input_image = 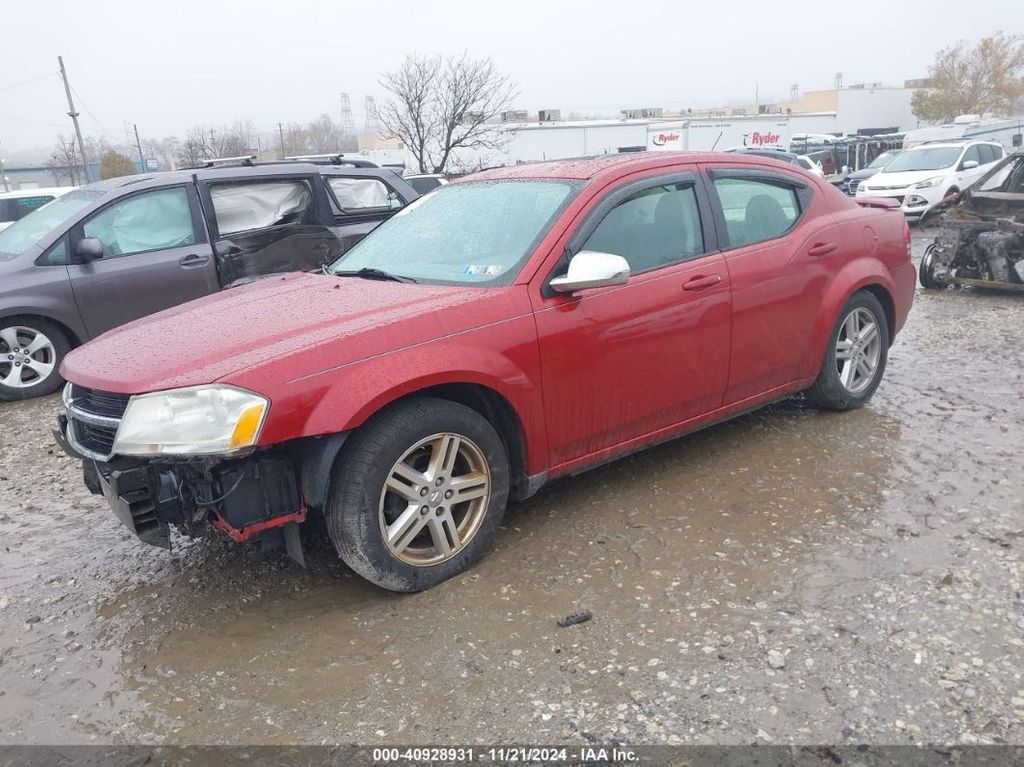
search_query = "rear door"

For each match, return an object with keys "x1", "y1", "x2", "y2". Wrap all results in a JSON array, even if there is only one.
[
  {"x1": 201, "y1": 174, "x2": 338, "y2": 284},
  {"x1": 704, "y1": 165, "x2": 833, "y2": 403},
  {"x1": 66, "y1": 184, "x2": 217, "y2": 338}
]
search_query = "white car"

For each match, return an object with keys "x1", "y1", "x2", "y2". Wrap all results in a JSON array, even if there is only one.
[
  {"x1": 856, "y1": 140, "x2": 1004, "y2": 219},
  {"x1": 0, "y1": 187, "x2": 76, "y2": 232}
]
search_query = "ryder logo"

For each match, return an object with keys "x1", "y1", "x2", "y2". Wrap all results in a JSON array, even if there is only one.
[
  {"x1": 743, "y1": 131, "x2": 782, "y2": 147},
  {"x1": 652, "y1": 132, "x2": 680, "y2": 146}
]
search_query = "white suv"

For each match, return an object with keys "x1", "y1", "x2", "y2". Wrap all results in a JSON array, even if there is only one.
[{"x1": 856, "y1": 140, "x2": 1004, "y2": 219}]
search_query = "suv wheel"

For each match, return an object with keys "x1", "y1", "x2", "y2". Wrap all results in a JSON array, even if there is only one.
[
  {"x1": 326, "y1": 397, "x2": 510, "y2": 592},
  {"x1": 0, "y1": 318, "x2": 69, "y2": 401},
  {"x1": 806, "y1": 291, "x2": 889, "y2": 411}
]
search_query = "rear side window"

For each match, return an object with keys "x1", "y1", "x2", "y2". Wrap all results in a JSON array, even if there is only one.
[
  {"x1": 82, "y1": 187, "x2": 197, "y2": 258},
  {"x1": 211, "y1": 180, "x2": 311, "y2": 235},
  {"x1": 327, "y1": 177, "x2": 400, "y2": 211},
  {"x1": 583, "y1": 183, "x2": 705, "y2": 274},
  {"x1": 712, "y1": 177, "x2": 801, "y2": 247}
]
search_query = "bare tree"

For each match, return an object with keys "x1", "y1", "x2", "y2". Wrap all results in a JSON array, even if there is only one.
[
  {"x1": 47, "y1": 134, "x2": 81, "y2": 185},
  {"x1": 306, "y1": 114, "x2": 343, "y2": 153},
  {"x1": 379, "y1": 53, "x2": 517, "y2": 173},
  {"x1": 143, "y1": 136, "x2": 180, "y2": 170},
  {"x1": 282, "y1": 122, "x2": 311, "y2": 156},
  {"x1": 912, "y1": 32, "x2": 1024, "y2": 122}
]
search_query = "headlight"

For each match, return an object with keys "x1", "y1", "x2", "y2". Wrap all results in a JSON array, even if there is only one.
[
  {"x1": 914, "y1": 177, "x2": 943, "y2": 189},
  {"x1": 112, "y1": 385, "x2": 269, "y2": 456}
]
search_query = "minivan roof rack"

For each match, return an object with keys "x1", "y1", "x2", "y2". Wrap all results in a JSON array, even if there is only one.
[
  {"x1": 201, "y1": 155, "x2": 257, "y2": 167},
  {"x1": 283, "y1": 153, "x2": 380, "y2": 168}
]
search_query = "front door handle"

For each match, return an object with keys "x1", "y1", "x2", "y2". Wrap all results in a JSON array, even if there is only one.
[
  {"x1": 808, "y1": 242, "x2": 837, "y2": 257},
  {"x1": 682, "y1": 274, "x2": 722, "y2": 291},
  {"x1": 178, "y1": 253, "x2": 210, "y2": 268}
]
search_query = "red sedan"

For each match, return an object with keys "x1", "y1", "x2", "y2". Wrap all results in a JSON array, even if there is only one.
[{"x1": 56, "y1": 152, "x2": 916, "y2": 591}]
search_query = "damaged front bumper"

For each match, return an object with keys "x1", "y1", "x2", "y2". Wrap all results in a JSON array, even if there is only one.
[{"x1": 54, "y1": 413, "x2": 307, "y2": 561}]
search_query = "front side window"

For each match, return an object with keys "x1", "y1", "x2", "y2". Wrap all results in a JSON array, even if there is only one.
[
  {"x1": 327, "y1": 180, "x2": 579, "y2": 285},
  {"x1": 713, "y1": 177, "x2": 801, "y2": 247},
  {"x1": 0, "y1": 190, "x2": 103, "y2": 263},
  {"x1": 211, "y1": 180, "x2": 311, "y2": 236},
  {"x1": 961, "y1": 145, "x2": 982, "y2": 167},
  {"x1": 328, "y1": 177, "x2": 399, "y2": 211},
  {"x1": 83, "y1": 187, "x2": 197, "y2": 258},
  {"x1": 582, "y1": 183, "x2": 705, "y2": 274}
]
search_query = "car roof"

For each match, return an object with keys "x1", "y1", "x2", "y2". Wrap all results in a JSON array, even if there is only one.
[
  {"x1": 76, "y1": 163, "x2": 403, "y2": 197},
  {"x1": 464, "y1": 151, "x2": 803, "y2": 183}
]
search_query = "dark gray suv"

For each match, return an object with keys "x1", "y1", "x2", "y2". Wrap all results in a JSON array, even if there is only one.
[{"x1": 0, "y1": 161, "x2": 417, "y2": 400}]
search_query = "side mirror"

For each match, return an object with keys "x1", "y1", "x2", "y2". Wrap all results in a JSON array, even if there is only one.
[
  {"x1": 961, "y1": 160, "x2": 979, "y2": 170},
  {"x1": 74, "y1": 237, "x2": 104, "y2": 262},
  {"x1": 550, "y1": 251, "x2": 630, "y2": 293}
]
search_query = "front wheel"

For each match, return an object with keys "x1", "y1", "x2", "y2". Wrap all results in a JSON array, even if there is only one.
[
  {"x1": 326, "y1": 398, "x2": 510, "y2": 592},
  {"x1": 806, "y1": 291, "x2": 889, "y2": 411},
  {"x1": 0, "y1": 318, "x2": 70, "y2": 401}
]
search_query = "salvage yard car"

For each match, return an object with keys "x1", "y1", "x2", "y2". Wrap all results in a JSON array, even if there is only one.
[
  {"x1": 856, "y1": 140, "x2": 1005, "y2": 219},
  {"x1": 0, "y1": 161, "x2": 416, "y2": 400},
  {"x1": 919, "y1": 151, "x2": 1024, "y2": 290},
  {"x1": 54, "y1": 152, "x2": 916, "y2": 592}
]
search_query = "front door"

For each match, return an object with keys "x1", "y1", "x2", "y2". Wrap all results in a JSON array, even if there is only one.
[
  {"x1": 531, "y1": 172, "x2": 732, "y2": 469},
  {"x1": 67, "y1": 185, "x2": 217, "y2": 338}
]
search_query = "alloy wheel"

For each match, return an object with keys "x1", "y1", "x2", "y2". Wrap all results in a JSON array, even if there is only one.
[
  {"x1": 378, "y1": 432, "x2": 492, "y2": 566},
  {"x1": 0, "y1": 326, "x2": 56, "y2": 389},
  {"x1": 834, "y1": 307, "x2": 881, "y2": 395}
]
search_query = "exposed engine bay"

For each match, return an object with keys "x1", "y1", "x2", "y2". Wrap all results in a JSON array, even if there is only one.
[{"x1": 920, "y1": 152, "x2": 1024, "y2": 291}]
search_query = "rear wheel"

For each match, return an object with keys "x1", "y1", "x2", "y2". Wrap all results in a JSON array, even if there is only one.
[
  {"x1": 919, "y1": 243, "x2": 943, "y2": 289},
  {"x1": 326, "y1": 398, "x2": 510, "y2": 592},
  {"x1": 0, "y1": 318, "x2": 69, "y2": 401},
  {"x1": 806, "y1": 291, "x2": 889, "y2": 411}
]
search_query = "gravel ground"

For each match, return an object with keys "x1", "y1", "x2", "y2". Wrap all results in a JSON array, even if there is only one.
[{"x1": 0, "y1": 229, "x2": 1022, "y2": 746}]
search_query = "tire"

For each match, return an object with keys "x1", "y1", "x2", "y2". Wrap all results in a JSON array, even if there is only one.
[
  {"x1": 0, "y1": 317, "x2": 70, "y2": 402},
  {"x1": 919, "y1": 243, "x2": 942, "y2": 289},
  {"x1": 806, "y1": 291, "x2": 889, "y2": 411},
  {"x1": 326, "y1": 397, "x2": 510, "y2": 592}
]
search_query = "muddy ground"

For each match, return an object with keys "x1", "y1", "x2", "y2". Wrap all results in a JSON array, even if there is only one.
[{"x1": 1, "y1": 229, "x2": 1022, "y2": 746}]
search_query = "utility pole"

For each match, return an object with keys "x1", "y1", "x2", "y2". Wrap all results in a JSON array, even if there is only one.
[
  {"x1": 0, "y1": 153, "x2": 9, "y2": 192},
  {"x1": 58, "y1": 56, "x2": 89, "y2": 183},
  {"x1": 133, "y1": 123, "x2": 145, "y2": 170},
  {"x1": 277, "y1": 122, "x2": 286, "y2": 159}
]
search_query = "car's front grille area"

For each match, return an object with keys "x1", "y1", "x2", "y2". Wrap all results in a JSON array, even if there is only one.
[
  {"x1": 71, "y1": 385, "x2": 130, "y2": 418},
  {"x1": 65, "y1": 385, "x2": 129, "y2": 461},
  {"x1": 75, "y1": 421, "x2": 118, "y2": 456}
]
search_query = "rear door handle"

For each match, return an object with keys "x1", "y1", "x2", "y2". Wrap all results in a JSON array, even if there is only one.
[
  {"x1": 178, "y1": 253, "x2": 210, "y2": 268},
  {"x1": 808, "y1": 242, "x2": 837, "y2": 257},
  {"x1": 682, "y1": 274, "x2": 722, "y2": 291}
]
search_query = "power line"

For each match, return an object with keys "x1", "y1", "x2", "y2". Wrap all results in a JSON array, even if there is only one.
[
  {"x1": 69, "y1": 83, "x2": 108, "y2": 132},
  {"x1": 0, "y1": 72, "x2": 57, "y2": 94}
]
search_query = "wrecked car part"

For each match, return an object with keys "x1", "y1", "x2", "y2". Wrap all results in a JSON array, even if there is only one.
[{"x1": 921, "y1": 152, "x2": 1024, "y2": 290}]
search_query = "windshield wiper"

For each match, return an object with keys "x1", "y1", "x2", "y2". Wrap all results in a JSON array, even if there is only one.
[{"x1": 330, "y1": 267, "x2": 418, "y2": 284}]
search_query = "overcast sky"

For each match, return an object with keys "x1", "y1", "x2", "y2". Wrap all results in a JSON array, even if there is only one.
[{"x1": 0, "y1": 0, "x2": 1016, "y2": 156}]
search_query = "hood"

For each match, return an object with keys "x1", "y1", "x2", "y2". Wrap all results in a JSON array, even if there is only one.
[
  {"x1": 848, "y1": 167, "x2": 880, "y2": 181},
  {"x1": 861, "y1": 169, "x2": 949, "y2": 190},
  {"x1": 61, "y1": 272, "x2": 510, "y2": 393}
]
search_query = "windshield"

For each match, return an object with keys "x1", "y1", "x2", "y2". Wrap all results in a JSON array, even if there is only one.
[
  {"x1": 882, "y1": 147, "x2": 962, "y2": 173},
  {"x1": 973, "y1": 155, "x2": 1024, "y2": 194},
  {"x1": 0, "y1": 190, "x2": 102, "y2": 262},
  {"x1": 327, "y1": 179, "x2": 580, "y2": 285},
  {"x1": 868, "y1": 151, "x2": 900, "y2": 169}
]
